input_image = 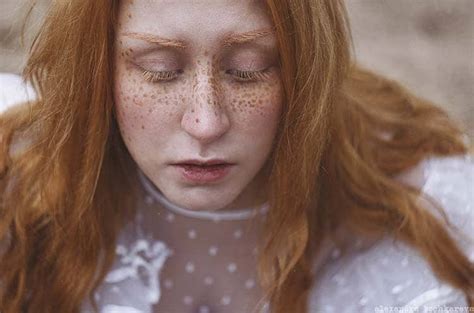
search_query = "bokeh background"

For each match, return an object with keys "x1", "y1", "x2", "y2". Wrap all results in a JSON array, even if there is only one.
[{"x1": 1, "y1": 0, "x2": 472, "y2": 139}]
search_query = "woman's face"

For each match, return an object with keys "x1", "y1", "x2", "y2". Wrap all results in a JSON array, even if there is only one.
[{"x1": 114, "y1": 0, "x2": 283, "y2": 211}]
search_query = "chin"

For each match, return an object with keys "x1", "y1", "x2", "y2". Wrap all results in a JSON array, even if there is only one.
[
  {"x1": 177, "y1": 197, "x2": 232, "y2": 212},
  {"x1": 185, "y1": 201, "x2": 224, "y2": 212},
  {"x1": 165, "y1": 187, "x2": 237, "y2": 212}
]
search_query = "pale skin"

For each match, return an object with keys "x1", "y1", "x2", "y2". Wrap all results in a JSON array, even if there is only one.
[{"x1": 114, "y1": 0, "x2": 283, "y2": 212}]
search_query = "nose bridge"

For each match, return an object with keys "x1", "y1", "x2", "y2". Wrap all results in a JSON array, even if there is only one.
[
  {"x1": 192, "y1": 61, "x2": 222, "y2": 109},
  {"x1": 181, "y1": 59, "x2": 230, "y2": 143}
]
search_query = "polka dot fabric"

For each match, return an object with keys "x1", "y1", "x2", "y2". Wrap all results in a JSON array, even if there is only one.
[
  {"x1": 83, "y1": 168, "x2": 269, "y2": 313},
  {"x1": 80, "y1": 155, "x2": 473, "y2": 313}
]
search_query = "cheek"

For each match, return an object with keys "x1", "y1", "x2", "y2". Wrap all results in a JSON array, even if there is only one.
[
  {"x1": 226, "y1": 81, "x2": 283, "y2": 136},
  {"x1": 113, "y1": 65, "x2": 185, "y2": 142}
]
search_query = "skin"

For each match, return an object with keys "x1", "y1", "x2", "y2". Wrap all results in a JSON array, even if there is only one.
[{"x1": 114, "y1": 0, "x2": 283, "y2": 212}]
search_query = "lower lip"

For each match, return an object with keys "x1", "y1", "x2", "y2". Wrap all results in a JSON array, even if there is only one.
[{"x1": 173, "y1": 164, "x2": 234, "y2": 183}]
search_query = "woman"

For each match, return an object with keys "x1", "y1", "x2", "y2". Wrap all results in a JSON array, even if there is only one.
[{"x1": 0, "y1": 1, "x2": 472, "y2": 312}]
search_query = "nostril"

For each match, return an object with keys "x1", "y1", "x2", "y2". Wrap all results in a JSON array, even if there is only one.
[{"x1": 180, "y1": 104, "x2": 231, "y2": 144}]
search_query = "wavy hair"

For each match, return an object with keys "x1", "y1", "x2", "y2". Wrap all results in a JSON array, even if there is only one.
[{"x1": 0, "y1": 1, "x2": 472, "y2": 312}]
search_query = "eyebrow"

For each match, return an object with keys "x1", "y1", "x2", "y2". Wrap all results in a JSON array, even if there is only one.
[
  {"x1": 121, "y1": 32, "x2": 187, "y2": 49},
  {"x1": 221, "y1": 28, "x2": 275, "y2": 47},
  {"x1": 121, "y1": 28, "x2": 275, "y2": 49}
]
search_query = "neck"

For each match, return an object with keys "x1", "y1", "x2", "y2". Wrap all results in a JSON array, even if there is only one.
[{"x1": 137, "y1": 169, "x2": 269, "y2": 222}]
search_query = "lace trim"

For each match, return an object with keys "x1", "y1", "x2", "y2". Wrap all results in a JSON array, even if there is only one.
[{"x1": 105, "y1": 239, "x2": 172, "y2": 304}]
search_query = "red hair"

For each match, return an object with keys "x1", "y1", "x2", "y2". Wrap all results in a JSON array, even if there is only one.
[{"x1": 0, "y1": 1, "x2": 472, "y2": 312}]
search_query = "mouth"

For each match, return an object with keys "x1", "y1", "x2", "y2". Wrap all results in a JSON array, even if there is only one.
[
  {"x1": 171, "y1": 159, "x2": 234, "y2": 166},
  {"x1": 171, "y1": 160, "x2": 235, "y2": 183}
]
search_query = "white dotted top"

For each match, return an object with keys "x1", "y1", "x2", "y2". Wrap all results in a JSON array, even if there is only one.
[
  {"x1": 79, "y1": 155, "x2": 473, "y2": 313},
  {"x1": 0, "y1": 74, "x2": 471, "y2": 313}
]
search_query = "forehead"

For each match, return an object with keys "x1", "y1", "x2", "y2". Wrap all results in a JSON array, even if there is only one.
[{"x1": 118, "y1": 0, "x2": 274, "y2": 47}]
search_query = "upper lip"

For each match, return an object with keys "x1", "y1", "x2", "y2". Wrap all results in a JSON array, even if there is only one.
[{"x1": 172, "y1": 159, "x2": 233, "y2": 166}]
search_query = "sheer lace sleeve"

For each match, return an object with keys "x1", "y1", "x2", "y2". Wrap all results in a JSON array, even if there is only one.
[
  {"x1": 421, "y1": 155, "x2": 473, "y2": 260},
  {"x1": 308, "y1": 155, "x2": 473, "y2": 313}
]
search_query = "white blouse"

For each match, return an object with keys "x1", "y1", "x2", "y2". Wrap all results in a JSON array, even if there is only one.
[{"x1": 1, "y1": 73, "x2": 472, "y2": 313}]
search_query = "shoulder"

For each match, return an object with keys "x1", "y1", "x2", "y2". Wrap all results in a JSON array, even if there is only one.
[
  {"x1": 421, "y1": 154, "x2": 473, "y2": 222},
  {"x1": 308, "y1": 154, "x2": 473, "y2": 312},
  {"x1": 0, "y1": 72, "x2": 36, "y2": 114},
  {"x1": 308, "y1": 236, "x2": 469, "y2": 312},
  {"x1": 398, "y1": 154, "x2": 473, "y2": 245},
  {"x1": 388, "y1": 154, "x2": 473, "y2": 258}
]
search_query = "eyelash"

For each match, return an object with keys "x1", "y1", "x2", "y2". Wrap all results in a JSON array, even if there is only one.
[
  {"x1": 140, "y1": 68, "x2": 272, "y2": 84},
  {"x1": 229, "y1": 69, "x2": 273, "y2": 82},
  {"x1": 142, "y1": 69, "x2": 181, "y2": 83}
]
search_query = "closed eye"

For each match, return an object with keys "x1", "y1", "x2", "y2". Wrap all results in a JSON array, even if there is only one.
[
  {"x1": 226, "y1": 68, "x2": 272, "y2": 82},
  {"x1": 141, "y1": 69, "x2": 182, "y2": 83},
  {"x1": 140, "y1": 68, "x2": 272, "y2": 83}
]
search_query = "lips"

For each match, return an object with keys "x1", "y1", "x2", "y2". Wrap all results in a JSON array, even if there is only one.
[
  {"x1": 180, "y1": 163, "x2": 229, "y2": 170},
  {"x1": 172, "y1": 161, "x2": 234, "y2": 183},
  {"x1": 172, "y1": 159, "x2": 233, "y2": 166}
]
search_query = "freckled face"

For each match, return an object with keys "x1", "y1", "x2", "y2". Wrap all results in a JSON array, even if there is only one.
[{"x1": 114, "y1": 0, "x2": 283, "y2": 211}]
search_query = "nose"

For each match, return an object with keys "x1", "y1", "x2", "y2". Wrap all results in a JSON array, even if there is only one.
[{"x1": 181, "y1": 73, "x2": 230, "y2": 145}]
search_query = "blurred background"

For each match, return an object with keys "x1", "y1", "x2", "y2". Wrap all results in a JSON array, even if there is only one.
[{"x1": 1, "y1": 0, "x2": 472, "y2": 139}]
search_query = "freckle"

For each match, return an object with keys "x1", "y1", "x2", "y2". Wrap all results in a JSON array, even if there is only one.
[
  {"x1": 141, "y1": 125, "x2": 145, "y2": 129},
  {"x1": 144, "y1": 93, "x2": 148, "y2": 98},
  {"x1": 191, "y1": 109, "x2": 194, "y2": 113},
  {"x1": 151, "y1": 95, "x2": 156, "y2": 99},
  {"x1": 195, "y1": 118, "x2": 199, "y2": 123},
  {"x1": 128, "y1": 14, "x2": 132, "y2": 19}
]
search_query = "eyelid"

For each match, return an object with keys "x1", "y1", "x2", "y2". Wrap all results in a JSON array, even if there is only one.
[
  {"x1": 131, "y1": 56, "x2": 180, "y2": 71},
  {"x1": 123, "y1": 42, "x2": 186, "y2": 61},
  {"x1": 130, "y1": 59, "x2": 179, "y2": 82},
  {"x1": 133, "y1": 56, "x2": 273, "y2": 84},
  {"x1": 139, "y1": 67, "x2": 272, "y2": 84},
  {"x1": 222, "y1": 46, "x2": 276, "y2": 69}
]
